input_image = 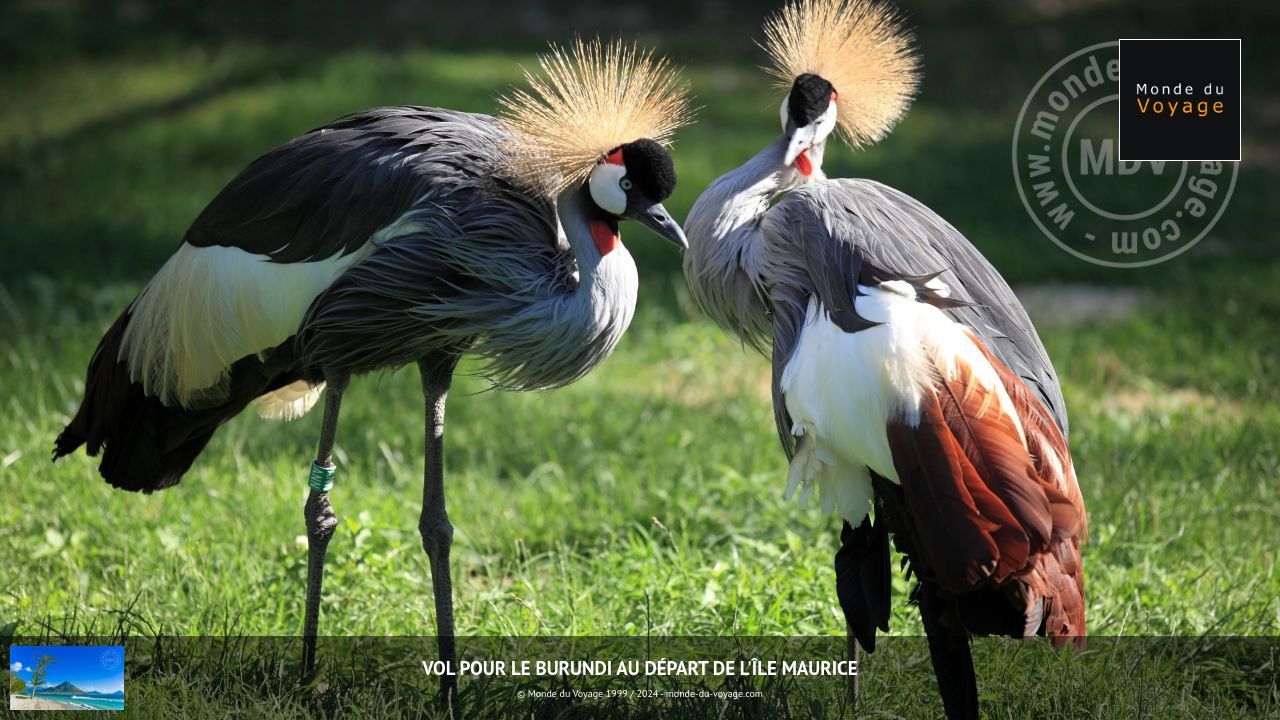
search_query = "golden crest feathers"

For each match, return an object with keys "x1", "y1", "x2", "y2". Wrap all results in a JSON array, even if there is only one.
[
  {"x1": 762, "y1": 0, "x2": 919, "y2": 146},
  {"x1": 499, "y1": 39, "x2": 691, "y2": 195}
]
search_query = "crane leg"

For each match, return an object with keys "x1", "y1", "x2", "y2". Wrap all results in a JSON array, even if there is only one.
[
  {"x1": 845, "y1": 627, "x2": 861, "y2": 714},
  {"x1": 419, "y1": 358, "x2": 459, "y2": 713},
  {"x1": 917, "y1": 581, "x2": 978, "y2": 720},
  {"x1": 302, "y1": 371, "x2": 349, "y2": 679}
]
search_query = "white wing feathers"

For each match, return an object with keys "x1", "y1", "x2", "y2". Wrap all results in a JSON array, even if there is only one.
[{"x1": 120, "y1": 242, "x2": 368, "y2": 409}]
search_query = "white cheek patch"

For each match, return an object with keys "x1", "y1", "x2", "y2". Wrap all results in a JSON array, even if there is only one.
[
  {"x1": 589, "y1": 163, "x2": 628, "y2": 215},
  {"x1": 780, "y1": 95, "x2": 790, "y2": 132},
  {"x1": 814, "y1": 103, "x2": 838, "y2": 142}
]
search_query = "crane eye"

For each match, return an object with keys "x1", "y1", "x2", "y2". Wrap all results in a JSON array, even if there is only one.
[{"x1": 620, "y1": 178, "x2": 633, "y2": 191}]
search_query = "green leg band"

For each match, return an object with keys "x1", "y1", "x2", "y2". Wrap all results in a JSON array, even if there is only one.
[{"x1": 309, "y1": 461, "x2": 336, "y2": 492}]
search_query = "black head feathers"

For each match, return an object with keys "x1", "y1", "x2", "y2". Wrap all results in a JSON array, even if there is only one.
[
  {"x1": 618, "y1": 139, "x2": 677, "y2": 201},
  {"x1": 788, "y1": 73, "x2": 837, "y2": 127}
]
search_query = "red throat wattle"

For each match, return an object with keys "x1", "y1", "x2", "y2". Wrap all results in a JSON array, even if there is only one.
[
  {"x1": 794, "y1": 149, "x2": 813, "y2": 177},
  {"x1": 589, "y1": 220, "x2": 619, "y2": 256}
]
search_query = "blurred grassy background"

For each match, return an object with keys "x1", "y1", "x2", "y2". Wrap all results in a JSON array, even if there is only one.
[{"x1": 1, "y1": 0, "x2": 1278, "y2": 690}]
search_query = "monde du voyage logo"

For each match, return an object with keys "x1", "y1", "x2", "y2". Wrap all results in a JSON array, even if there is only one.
[{"x1": 1013, "y1": 40, "x2": 1240, "y2": 268}]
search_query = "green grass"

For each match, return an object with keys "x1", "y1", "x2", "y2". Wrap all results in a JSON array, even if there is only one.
[{"x1": 2, "y1": 3, "x2": 1279, "y2": 717}]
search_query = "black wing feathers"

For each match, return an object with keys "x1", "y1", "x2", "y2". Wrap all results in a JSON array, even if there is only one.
[
  {"x1": 53, "y1": 308, "x2": 300, "y2": 491},
  {"x1": 834, "y1": 517, "x2": 892, "y2": 651},
  {"x1": 185, "y1": 106, "x2": 500, "y2": 263}
]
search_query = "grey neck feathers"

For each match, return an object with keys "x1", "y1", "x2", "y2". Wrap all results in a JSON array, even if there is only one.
[
  {"x1": 476, "y1": 185, "x2": 638, "y2": 391},
  {"x1": 558, "y1": 184, "x2": 639, "y2": 349},
  {"x1": 684, "y1": 134, "x2": 808, "y2": 349}
]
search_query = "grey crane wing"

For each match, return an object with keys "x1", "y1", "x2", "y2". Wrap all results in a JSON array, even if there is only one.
[
  {"x1": 121, "y1": 106, "x2": 557, "y2": 408},
  {"x1": 294, "y1": 152, "x2": 575, "y2": 385},
  {"x1": 762, "y1": 178, "x2": 1068, "y2": 458},
  {"x1": 184, "y1": 106, "x2": 515, "y2": 263}
]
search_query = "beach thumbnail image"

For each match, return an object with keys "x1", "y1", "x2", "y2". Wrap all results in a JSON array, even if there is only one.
[{"x1": 8, "y1": 645, "x2": 124, "y2": 711}]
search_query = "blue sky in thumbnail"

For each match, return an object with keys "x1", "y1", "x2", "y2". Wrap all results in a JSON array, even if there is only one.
[{"x1": 9, "y1": 646, "x2": 124, "y2": 693}]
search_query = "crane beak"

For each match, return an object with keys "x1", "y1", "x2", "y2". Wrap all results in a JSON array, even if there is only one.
[
  {"x1": 624, "y1": 199, "x2": 688, "y2": 249},
  {"x1": 784, "y1": 124, "x2": 819, "y2": 174}
]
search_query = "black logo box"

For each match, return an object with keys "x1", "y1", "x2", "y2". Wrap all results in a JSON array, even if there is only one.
[{"x1": 1119, "y1": 39, "x2": 1241, "y2": 162}]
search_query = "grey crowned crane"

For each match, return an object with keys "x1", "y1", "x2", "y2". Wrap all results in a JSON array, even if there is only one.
[
  {"x1": 683, "y1": 0, "x2": 1087, "y2": 717},
  {"x1": 53, "y1": 40, "x2": 690, "y2": 705}
]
